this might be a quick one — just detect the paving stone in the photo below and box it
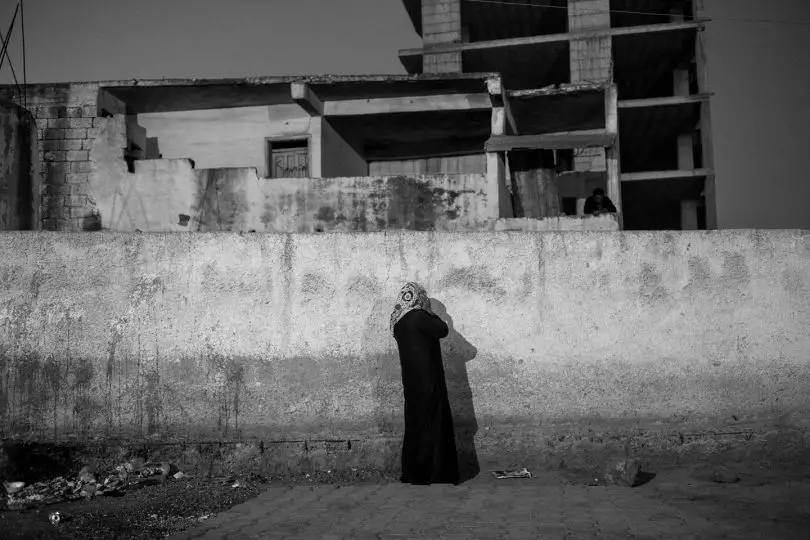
[171,480,782,539]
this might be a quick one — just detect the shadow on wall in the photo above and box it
[431,298,480,483]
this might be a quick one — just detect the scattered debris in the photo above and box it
[199,513,214,521]
[4,481,25,494]
[5,461,185,510]
[492,468,532,479]
[78,465,96,483]
[603,458,657,487]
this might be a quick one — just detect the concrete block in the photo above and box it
[66,150,90,161]
[48,118,94,129]
[65,195,88,208]
[40,128,65,140]
[424,52,462,73]
[62,139,86,151]
[63,129,89,139]
[35,106,67,119]
[43,150,67,162]
[41,140,61,151]
[71,161,92,173]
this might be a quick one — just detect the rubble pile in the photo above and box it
[3,459,186,510]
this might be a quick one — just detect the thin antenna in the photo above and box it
[21,0,27,110]
[0,3,20,73]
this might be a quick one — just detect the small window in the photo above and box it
[267,139,309,178]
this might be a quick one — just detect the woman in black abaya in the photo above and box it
[390,282,459,486]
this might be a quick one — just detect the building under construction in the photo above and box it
[0,0,715,233]
[400,0,716,230]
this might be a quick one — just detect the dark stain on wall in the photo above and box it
[687,256,712,290]
[300,272,336,305]
[347,275,383,299]
[144,369,162,435]
[43,355,61,438]
[314,206,335,223]
[638,263,670,304]
[367,187,387,230]
[280,234,295,350]
[721,252,750,291]
[439,266,507,298]
[30,271,45,299]
[387,176,436,231]
[260,201,275,228]
[130,276,163,308]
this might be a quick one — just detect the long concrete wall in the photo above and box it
[1,230,808,472]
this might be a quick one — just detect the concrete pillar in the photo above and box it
[681,200,699,230]
[677,133,695,170]
[694,0,717,229]
[673,68,690,96]
[604,84,622,226]
[568,0,611,82]
[568,0,611,173]
[487,152,507,219]
[422,0,463,73]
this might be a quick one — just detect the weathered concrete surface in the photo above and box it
[494,215,619,231]
[193,170,491,233]
[0,102,39,230]
[86,150,493,233]
[0,230,809,476]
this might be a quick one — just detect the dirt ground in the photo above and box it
[3,462,809,539]
[0,468,392,540]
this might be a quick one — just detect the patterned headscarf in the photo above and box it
[389,282,432,336]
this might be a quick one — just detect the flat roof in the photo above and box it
[1,73,502,114]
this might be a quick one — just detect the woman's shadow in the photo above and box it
[430,299,480,483]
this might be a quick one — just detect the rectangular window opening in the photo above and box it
[267,138,310,178]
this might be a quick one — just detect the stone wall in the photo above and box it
[0,83,127,231]
[1,230,808,473]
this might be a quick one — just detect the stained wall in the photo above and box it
[1,230,808,469]
[0,102,38,230]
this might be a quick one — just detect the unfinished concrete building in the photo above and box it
[0,72,620,233]
[0,0,711,233]
[400,0,716,230]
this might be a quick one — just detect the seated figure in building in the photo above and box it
[584,188,617,216]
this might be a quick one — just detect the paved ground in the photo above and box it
[172,471,807,539]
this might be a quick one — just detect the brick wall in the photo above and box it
[568,0,612,172]
[422,0,463,73]
[568,0,610,31]
[421,0,462,45]
[424,51,463,73]
[0,83,128,231]
[32,104,105,231]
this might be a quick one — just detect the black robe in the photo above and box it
[393,309,460,485]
